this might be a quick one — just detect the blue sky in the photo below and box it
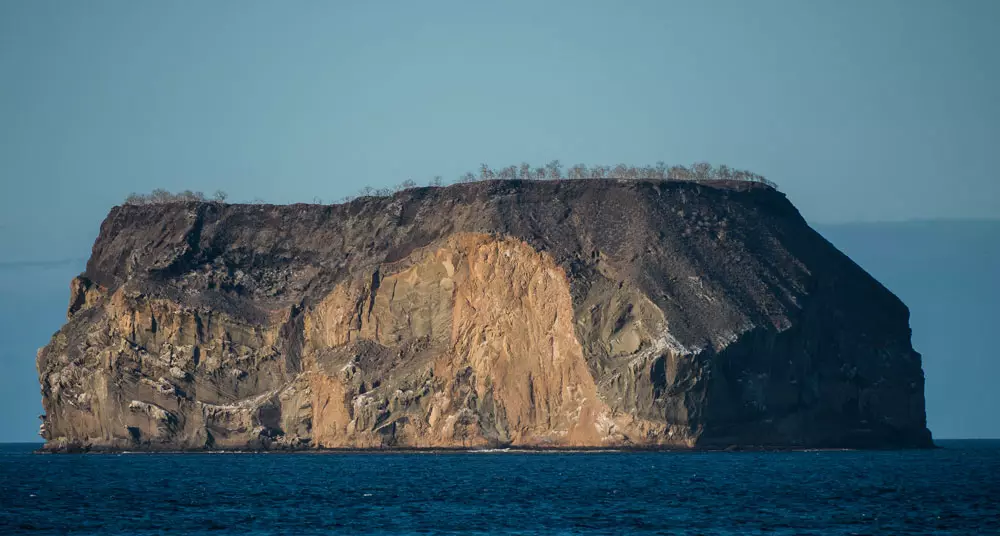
[2,0,998,260]
[0,1,998,441]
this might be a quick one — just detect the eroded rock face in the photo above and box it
[36,180,933,450]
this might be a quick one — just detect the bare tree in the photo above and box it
[668,166,691,180]
[691,162,713,179]
[479,164,494,181]
[499,165,517,180]
[518,162,532,181]
[545,160,562,180]
[611,164,628,179]
[174,190,204,202]
[122,161,775,208]
[654,162,667,180]
[149,189,170,203]
[715,164,733,180]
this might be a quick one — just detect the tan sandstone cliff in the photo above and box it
[36,179,933,451]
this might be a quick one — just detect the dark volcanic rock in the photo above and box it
[36,179,932,451]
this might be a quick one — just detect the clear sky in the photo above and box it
[0,1,998,441]
[2,0,998,261]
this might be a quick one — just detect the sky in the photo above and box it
[0,1,998,441]
[2,0,998,261]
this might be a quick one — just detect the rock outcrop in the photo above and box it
[36,179,933,451]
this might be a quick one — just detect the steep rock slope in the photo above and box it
[36,180,932,450]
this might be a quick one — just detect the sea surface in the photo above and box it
[1,441,998,535]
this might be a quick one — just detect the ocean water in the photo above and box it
[1,441,998,535]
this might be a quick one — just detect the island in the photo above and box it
[36,178,933,451]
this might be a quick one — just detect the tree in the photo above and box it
[692,162,713,179]
[668,166,691,180]
[150,189,171,203]
[328,160,775,198]
[612,164,629,179]
[213,190,228,203]
[173,190,204,202]
[479,164,494,181]
[654,161,667,180]
[715,164,733,180]
[518,162,532,181]
[499,165,517,180]
[545,160,562,180]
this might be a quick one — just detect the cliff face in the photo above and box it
[36,180,933,451]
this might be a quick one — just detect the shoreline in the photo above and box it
[32,443,938,454]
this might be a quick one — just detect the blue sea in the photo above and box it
[2,441,998,535]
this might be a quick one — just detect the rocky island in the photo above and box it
[36,179,933,451]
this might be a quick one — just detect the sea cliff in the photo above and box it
[36,179,932,451]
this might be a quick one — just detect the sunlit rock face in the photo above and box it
[36,179,932,451]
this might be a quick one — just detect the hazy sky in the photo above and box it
[2,0,998,261]
[0,2,998,441]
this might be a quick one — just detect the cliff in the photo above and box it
[36,179,933,451]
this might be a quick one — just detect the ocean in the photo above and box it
[2,441,998,535]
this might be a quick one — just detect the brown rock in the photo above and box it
[35,179,933,451]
